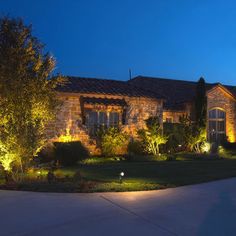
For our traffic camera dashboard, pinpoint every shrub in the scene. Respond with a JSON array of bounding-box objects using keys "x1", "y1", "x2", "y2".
[
  {"x1": 218, "y1": 145, "x2": 236, "y2": 159},
  {"x1": 128, "y1": 140, "x2": 144, "y2": 156},
  {"x1": 167, "y1": 115, "x2": 207, "y2": 153},
  {"x1": 138, "y1": 117, "x2": 168, "y2": 156},
  {"x1": 100, "y1": 127, "x2": 128, "y2": 157},
  {"x1": 222, "y1": 141, "x2": 236, "y2": 151},
  {"x1": 163, "y1": 123, "x2": 185, "y2": 152},
  {"x1": 54, "y1": 141, "x2": 89, "y2": 166},
  {"x1": 37, "y1": 143, "x2": 56, "y2": 163}
]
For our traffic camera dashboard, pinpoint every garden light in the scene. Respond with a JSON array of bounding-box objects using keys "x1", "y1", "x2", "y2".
[{"x1": 119, "y1": 172, "x2": 124, "y2": 183}]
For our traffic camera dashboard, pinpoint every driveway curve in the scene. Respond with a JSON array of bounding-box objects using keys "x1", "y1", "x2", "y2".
[{"x1": 1, "y1": 178, "x2": 236, "y2": 236}]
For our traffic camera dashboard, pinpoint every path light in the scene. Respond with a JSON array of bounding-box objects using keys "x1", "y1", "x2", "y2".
[
  {"x1": 37, "y1": 170, "x2": 41, "y2": 179},
  {"x1": 119, "y1": 172, "x2": 124, "y2": 183}
]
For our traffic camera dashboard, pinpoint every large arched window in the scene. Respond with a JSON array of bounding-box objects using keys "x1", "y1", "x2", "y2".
[{"x1": 208, "y1": 108, "x2": 226, "y2": 143}]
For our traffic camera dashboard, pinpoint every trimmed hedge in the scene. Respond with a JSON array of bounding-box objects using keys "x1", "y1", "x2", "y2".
[{"x1": 54, "y1": 141, "x2": 89, "y2": 166}]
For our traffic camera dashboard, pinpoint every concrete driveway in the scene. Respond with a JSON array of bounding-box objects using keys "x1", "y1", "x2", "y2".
[{"x1": 1, "y1": 178, "x2": 236, "y2": 236}]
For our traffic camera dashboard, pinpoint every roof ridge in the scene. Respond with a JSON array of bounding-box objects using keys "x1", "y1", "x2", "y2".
[
  {"x1": 67, "y1": 76, "x2": 127, "y2": 83},
  {"x1": 131, "y1": 75, "x2": 222, "y2": 86},
  {"x1": 57, "y1": 75, "x2": 164, "y2": 99},
  {"x1": 131, "y1": 75, "x2": 198, "y2": 83}
]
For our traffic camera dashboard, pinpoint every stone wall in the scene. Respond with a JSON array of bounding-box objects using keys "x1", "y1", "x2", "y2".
[
  {"x1": 45, "y1": 92, "x2": 163, "y2": 154},
  {"x1": 207, "y1": 86, "x2": 236, "y2": 142},
  {"x1": 124, "y1": 97, "x2": 163, "y2": 136},
  {"x1": 163, "y1": 110, "x2": 189, "y2": 123}
]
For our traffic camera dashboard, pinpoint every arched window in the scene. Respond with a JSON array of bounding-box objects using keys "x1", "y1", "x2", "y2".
[{"x1": 208, "y1": 108, "x2": 226, "y2": 143}]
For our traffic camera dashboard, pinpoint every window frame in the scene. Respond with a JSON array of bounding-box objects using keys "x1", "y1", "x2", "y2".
[
  {"x1": 85, "y1": 110, "x2": 120, "y2": 136},
  {"x1": 208, "y1": 108, "x2": 226, "y2": 143}
]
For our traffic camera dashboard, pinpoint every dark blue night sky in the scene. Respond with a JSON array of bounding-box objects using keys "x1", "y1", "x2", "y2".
[{"x1": 1, "y1": 0, "x2": 236, "y2": 85}]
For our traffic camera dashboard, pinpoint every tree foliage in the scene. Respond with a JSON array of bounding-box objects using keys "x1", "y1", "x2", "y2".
[
  {"x1": 179, "y1": 115, "x2": 207, "y2": 153},
  {"x1": 195, "y1": 77, "x2": 207, "y2": 128},
  {"x1": 138, "y1": 117, "x2": 168, "y2": 155},
  {"x1": 100, "y1": 127, "x2": 128, "y2": 157},
  {"x1": 0, "y1": 17, "x2": 61, "y2": 173}
]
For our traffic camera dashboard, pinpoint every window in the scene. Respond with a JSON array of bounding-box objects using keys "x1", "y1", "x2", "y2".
[
  {"x1": 109, "y1": 112, "x2": 119, "y2": 126},
  {"x1": 208, "y1": 108, "x2": 226, "y2": 143},
  {"x1": 165, "y1": 117, "x2": 173, "y2": 123},
  {"x1": 98, "y1": 112, "x2": 107, "y2": 126},
  {"x1": 86, "y1": 111, "x2": 120, "y2": 135}
]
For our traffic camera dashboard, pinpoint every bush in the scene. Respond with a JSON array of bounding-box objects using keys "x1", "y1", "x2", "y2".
[
  {"x1": 128, "y1": 140, "x2": 144, "y2": 156},
  {"x1": 138, "y1": 117, "x2": 168, "y2": 155},
  {"x1": 37, "y1": 143, "x2": 56, "y2": 163},
  {"x1": 218, "y1": 145, "x2": 236, "y2": 159},
  {"x1": 100, "y1": 127, "x2": 128, "y2": 157},
  {"x1": 54, "y1": 141, "x2": 89, "y2": 166},
  {"x1": 222, "y1": 141, "x2": 236, "y2": 151},
  {"x1": 163, "y1": 123, "x2": 185, "y2": 152}
]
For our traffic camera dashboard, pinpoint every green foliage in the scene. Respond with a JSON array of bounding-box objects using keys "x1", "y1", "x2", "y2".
[
  {"x1": 0, "y1": 17, "x2": 62, "y2": 173},
  {"x1": 218, "y1": 145, "x2": 236, "y2": 159},
  {"x1": 81, "y1": 156, "x2": 125, "y2": 165},
  {"x1": 54, "y1": 141, "x2": 89, "y2": 166},
  {"x1": 127, "y1": 140, "x2": 144, "y2": 156},
  {"x1": 0, "y1": 139, "x2": 18, "y2": 172},
  {"x1": 163, "y1": 123, "x2": 185, "y2": 152},
  {"x1": 177, "y1": 115, "x2": 207, "y2": 153},
  {"x1": 100, "y1": 127, "x2": 128, "y2": 157},
  {"x1": 188, "y1": 127, "x2": 207, "y2": 153},
  {"x1": 37, "y1": 142, "x2": 56, "y2": 163},
  {"x1": 138, "y1": 116, "x2": 168, "y2": 155},
  {"x1": 195, "y1": 77, "x2": 207, "y2": 128}
]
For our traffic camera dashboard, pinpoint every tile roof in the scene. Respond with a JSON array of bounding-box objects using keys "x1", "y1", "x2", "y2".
[
  {"x1": 82, "y1": 97, "x2": 127, "y2": 106},
  {"x1": 129, "y1": 76, "x2": 236, "y2": 110},
  {"x1": 56, "y1": 75, "x2": 236, "y2": 110},
  {"x1": 56, "y1": 76, "x2": 163, "y2": 99}
]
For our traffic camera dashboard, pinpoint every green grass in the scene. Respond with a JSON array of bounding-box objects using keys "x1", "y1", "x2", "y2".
[
  {"x1": 2, "y1": 158, "x2": 236, "y2": 192},
  {"x1": 78, "y1": 160, "x2": 236, "y2": 190}
]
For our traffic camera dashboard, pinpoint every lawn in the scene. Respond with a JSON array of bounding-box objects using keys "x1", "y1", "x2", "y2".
[
  {"x1": 2, "y1": 159, "x2": 236, "y2": 192},
  {"x1": 78, "y1": 159, "x2": 236, "y2": 191}
]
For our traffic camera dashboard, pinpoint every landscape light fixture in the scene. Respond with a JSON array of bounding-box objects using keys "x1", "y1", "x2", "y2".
[{"x1": 119, "y1": 172, "x2": 124, "y2": 183}]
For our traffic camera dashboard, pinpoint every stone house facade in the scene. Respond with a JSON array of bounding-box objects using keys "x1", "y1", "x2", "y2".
[
  {"x1": 46, "y1": 77, "x2": 164, "y2": 154},
  {"x1": 130, "y1": 76, "x2": 236, "y2": 144},
  {"x1": 47, "y1": 76, "x2": 236, "y2": 154}
]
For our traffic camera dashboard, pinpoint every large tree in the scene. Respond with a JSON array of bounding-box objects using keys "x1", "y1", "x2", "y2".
[
  {"x1": 195, "y1": 77, "x2": 207, "y2": 128},
  {"x1": 0, "y1": 17, "x2": 60, "y2": 175}
]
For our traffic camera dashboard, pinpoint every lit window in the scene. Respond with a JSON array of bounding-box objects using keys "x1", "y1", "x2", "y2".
[
  {"x1": 98, "y1": 112, "x2": 107, "y2": 126},
  {"x1": 208, "y1": 108, "x2": 226, "y2": 143},
  {"x1": 86, "y1": 111, "x2": 119, "y2": 135},
  {"x1": 165, "y1": 117, "x2": 173, "y2": 123},
  {"x1": 109, "y1": 112, "x2": 119, "y2": 126}
]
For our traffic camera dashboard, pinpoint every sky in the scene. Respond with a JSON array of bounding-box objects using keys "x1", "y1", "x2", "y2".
[{"x1": 1, "y1": 0, "x2": 236, "y2": 85}]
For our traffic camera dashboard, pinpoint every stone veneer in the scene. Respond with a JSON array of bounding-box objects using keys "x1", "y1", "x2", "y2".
[
  {"x1": 207, "y1": 86, "x2": 236, "y2": 142},
  {"x1": 45, "y1": 92, "x2": 163, "y2": 155},
  {"x1": 163, "y1": 110, "x2": 189, "y2": 123}
]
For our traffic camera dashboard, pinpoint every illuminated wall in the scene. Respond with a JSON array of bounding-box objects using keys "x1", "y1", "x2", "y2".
[
  {"x1": 163, "y1": 110, "x2": 189, "y2": 123},
  {"x1": 207, "y1": 86, "x2": 236, "y2": 143},
  {"x1": 45, "y1": 93, "x2": 163, "y2": 154}
]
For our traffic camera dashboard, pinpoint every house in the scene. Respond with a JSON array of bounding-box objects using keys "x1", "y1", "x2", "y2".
[{"x1": 46, "y1": 75, "x2": 236, "y2": 154}]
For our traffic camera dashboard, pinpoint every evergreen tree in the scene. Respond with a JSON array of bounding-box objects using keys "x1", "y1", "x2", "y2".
[
  {"x1": 195, "y1": 77, "x2": 207, "y2": 128},
  {"x1": 0, "y1": 17, "x2": 61, "y2": 174}
]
